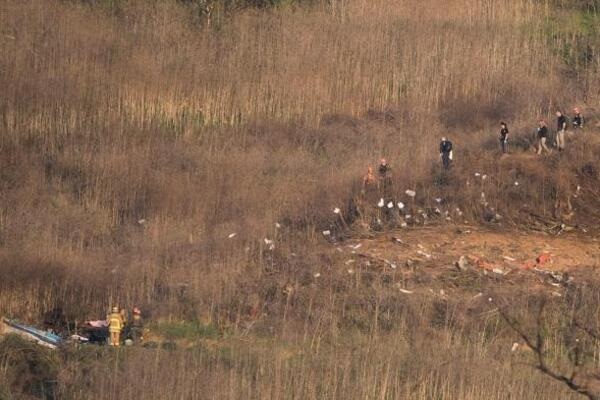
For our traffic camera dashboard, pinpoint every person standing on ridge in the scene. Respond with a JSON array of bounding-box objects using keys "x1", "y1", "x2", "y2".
[
  {"x1": 556, "y1": 110, "x2": 568, "y2": 151},
  {"x1": 439, "y1": 137, "x2": 453, "y2": 169},
  {"x1": 499, "y1": 122, "x2": 509, "y2": 153},
  {"x1": 108, "y1": 306, "x2": 124, "y2": 346},
  {"x1": 378, "y1": 158, "x2": 392, "y2": 196},
  {"x1": 573, "y1": 107, "x2": 584, "y2": 130},
  {"x1": 537, "y1": 119, "x2": 551, "y2": 155}
]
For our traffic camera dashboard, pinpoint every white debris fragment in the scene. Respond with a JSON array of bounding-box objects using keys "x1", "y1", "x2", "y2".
[
  {"x1": 345, "y1": 259, "x2": 355, "y2": 265},
  {"x1": 313, "y1": 273, "x2": 321, "y2": 278},
  {"x1": 492, "y1": 268, "x2": 505, "y2": 275},
  {"x1": 399, "y1": 288, "x2": 414, "y2": 294},
  {"x1": 514, "y1": 181, "x2": 519, "y2": 186},
  {"x1": 378, "y1": 198, "x2": 385, "y2": 207},
  {"x1": 264, "y1": 238, "x2": 274, "y2": 245},
  {"x1": 228, "y1": 233, "x2": 237, "y2": 238},
  {"x1": 511, "y1": 342, "x2": 519, "y2": 352},
  {"x1": 416, "y1": 250, "x2": 432, "y2": 259},
  {"x1": 400, "y1": 222, "x2": 408, "y2": 228},
  {"x1": 397, "y1": 202, "x2": 405, "y2": 209},
  {"x1": 347, "y1": 269, "x2": 354, "y2": 274},
  {"x1": 387, "y1": 201, "x2": 394, "y2": 209},
  {"x1": 488, "y1": 297, "x2": 493, "y2": 302},
  {"x1": 405, "y1": 190, "x2": 416, "y2": 197},
  {"x1": 275, "y1": 222, "x2": 282, "y2": 229},
  {"x1": 474, "y1": 172, "x2": 481, "y2": 177},
  {"x1": 333, "y1": 207, "x2": 341, "y2": 214},
  {"x1": 503, "y1": 256, "x2": 516, "y2": 262},
  {"x1": 435, "y1": 208, "x2": 441, "y2": 214},
  {"x1": 482, "y1": 174, "x2": 487, "y2": 180},
  {"x1": 551, "y1": 291, "x2": 562, "y2": 297},
  {"x1": 322, "y1": 230, "x2": 331, "y2": 236},
  {"x1": 435, "y1": 198, "x2": 442, "y2": 203},
  {"x1": 268, "y1": 243, "x2": 275, "y2": 251},
  {"x1": 137, "y1": 219, "x2": 146, "y2": 225},
  {"x1": 473, "y1": 292, "x2": 483, "y2": 299}
]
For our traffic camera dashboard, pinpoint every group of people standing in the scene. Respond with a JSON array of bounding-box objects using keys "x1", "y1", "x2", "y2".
[
  {"x1": 505, "y1": 108, "x2": 584, "y2": 156},
  {"x1": 107, "y1": 306, "x2": 144, "y2": 346},
  {"x1": 362, "y1": 107, "x2": 586, "y2": 193}
]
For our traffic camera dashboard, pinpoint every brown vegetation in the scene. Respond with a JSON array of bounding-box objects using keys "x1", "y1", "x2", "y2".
[{"x1": 1, "y1": 0, "x2": 600, "y2": 398}]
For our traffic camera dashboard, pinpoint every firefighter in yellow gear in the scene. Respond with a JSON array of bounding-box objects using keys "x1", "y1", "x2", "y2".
[{"x1": 108, "y1": 307, "x2": 124, "y2": 346}]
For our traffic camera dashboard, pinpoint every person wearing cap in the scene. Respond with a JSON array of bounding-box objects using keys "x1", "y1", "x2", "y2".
[
  {"x1": 108, "y1": 306, "x2": 124, "y2": 346},
  {"x1": 573, "y1": 107, "x2": 584, "y2": 130},
  {"x1": 556, "y1": 110, "x2": 568, "y2": 151},
  {"x1": 130, "y1": 307, "x2": 144, "y2": 344},
  {"x1": 439, "y1": 137, "x2": 453, "y2": 169},
  {"x1": 499, "y1": 122, "x2": 509, "y2": 153},
  {"x1": 537, "y1": 119, "x2": 551, "y2": 155}
]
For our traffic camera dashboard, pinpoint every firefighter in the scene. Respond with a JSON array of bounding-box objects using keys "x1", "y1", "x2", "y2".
[
  {"x1": 108, "y1": 306, "x2": 124, "y2": 346},
  {"x1": 130, "y1": 307, "x2": 144, "y2": 344}
]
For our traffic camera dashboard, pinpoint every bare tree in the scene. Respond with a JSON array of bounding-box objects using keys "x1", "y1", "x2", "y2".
[{"x1": 500, "y1": 299, "x2": 600, "y2": 400}]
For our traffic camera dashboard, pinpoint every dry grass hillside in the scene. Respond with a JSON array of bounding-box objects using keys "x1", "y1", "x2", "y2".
[{"x1": 2, "y1": 0, "x2": 600, "y2": 398}]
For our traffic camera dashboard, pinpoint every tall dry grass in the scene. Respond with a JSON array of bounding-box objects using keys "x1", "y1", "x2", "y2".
[{"x1": 1, "y1": 1, "x2": 600, "y2": 397}]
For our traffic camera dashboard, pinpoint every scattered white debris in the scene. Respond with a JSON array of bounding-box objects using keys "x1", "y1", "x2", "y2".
[
  {"x1": 435, "y1": 208, "x2": 441, "y2": 214},
  {"x1": 333, "y1": 207, "x2": 341, "y2": 214},
  {"x1": 268, "y1": 243, "x2": 275, "y2": 251},
  {"x1": 345, "y1": 259, "x2": 355, "y2": 265},
  {"x1": 473, "y1": 292, "x2": 483, "y2": 299},
  {"x1": 503, "y1": 256, "x2": 516, "y2": 262},
  {"x1": 387, "y1": 201, "x2": 394, "y2": 209},
  {"x1": 435, "y1": 198, "x2": 442, "y2": 203},
  {"x1": 228, "y1": 233, "x2": 237, "y2": 238},
  {"x1": 488, "y1": 297, "x2": 493, "y2": 302},
  {"x1": 514, "y1": 181, "x2": 519, "y2": 186},
  {"x1": 416, "y1": 250, "x2": 432, "y2": 259},
  {"x1": 492, "y1": 268, "x2": 505, "y2": 275},
  {"x1": 349, "y1": 243, "x2": 362, "y2": 250},
  {"x1": 482, "y1": 174, "x2": 487, "y2": 180},
  {"x1": 474, "y1": 172, "x2": 481, "y2": 177},
  {"x1": 313, "y1": 273, "x2": 321, "y2": 278},
  {"x1": 405, "y1": 215, "x2": 412, "y2": 219},
  {"x1": 347, "y1": 269, "x2": 354, "y2": 274},
  {"x1": 336, "y1": 247, "x2": 343, "y2": 253},
  {"x1": 275, "y1": 222, "x2": 282, "y2": 229},
  {"x1": 137, "y1": 219, "x2": 146, "y2": 225},
  {"x1": 551, "y1": 291, "x2": 562, "y2": 297},
  {"x1": 511, "y1": 342, "x2": 519, "y2": 352},
  {"x1": 378, "y1": 198, "x2": 385, "y2": 207},
  {"x1": 400, "y1": 222, "x2": 408, "y2": 228},
  {"x1": 399, "y1": 288, "x2": 414, "y2": 294},
  {"x1": 397, "y1": 202, "x2": 405, "y2": 209},
  {"x1": 440, "y1": 289, "x2": 445, "y2": 296},
  {"x1": 322, "y1": 230, "x2": 331, "y2": 236},
  {"x1": 405, "y1": 190, "x2": 416, "y2": 197}
]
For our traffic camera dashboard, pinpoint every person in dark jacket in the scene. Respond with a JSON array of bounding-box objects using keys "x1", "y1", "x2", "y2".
[
  {"x1": 439, "y1": 137, "x2": 453, "y2": 169},
  {"x1": 572, "y1": 107, "x2": 584, "y2": 130},
  {"x1": 377, "y1": 158, "x2": 392, "y2": 197},
  {"x1": 556, "y1": 110, "x2": 568, "y2": 151},
  {"x1": 537, "y1": 119, "x2": 551, "y2": 155},
  {"x1": 499, "y1": 122, "x2": 509, "y2": 153}
]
